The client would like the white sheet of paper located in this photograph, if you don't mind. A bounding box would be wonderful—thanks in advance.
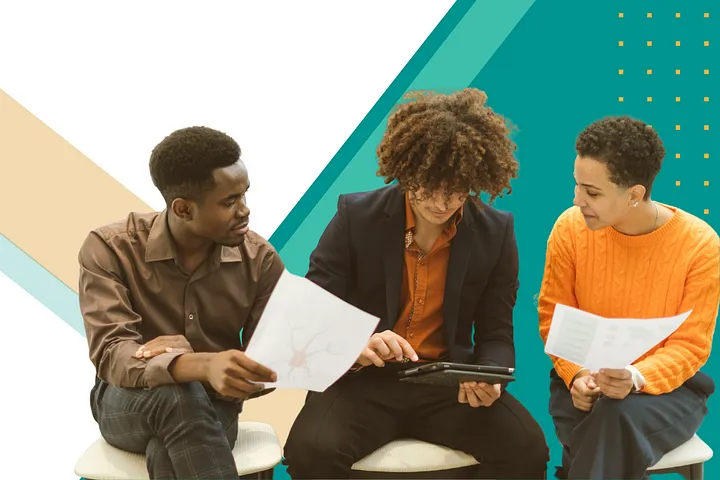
[244,269,380,392]
[545,304,692,371]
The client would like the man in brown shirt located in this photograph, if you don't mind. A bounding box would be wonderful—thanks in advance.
[283,89,549,479]
[78,126,283,479]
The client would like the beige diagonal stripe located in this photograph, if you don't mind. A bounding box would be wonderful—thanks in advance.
[0,88,305,445]
[0,88,151,291]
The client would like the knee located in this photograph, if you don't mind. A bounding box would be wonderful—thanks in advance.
[153,382,214,415]
[590,396,633,424]
[285,424,353,476]
[523,429,551,469]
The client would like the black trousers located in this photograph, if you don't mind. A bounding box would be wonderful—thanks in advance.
[90,378,241,480]
[549,368,714,480]
[283,364,549,479]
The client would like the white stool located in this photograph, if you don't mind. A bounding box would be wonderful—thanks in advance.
[647,434,713,480]
[351,434,713,480]
[351,439,479,477]
[74,421,282,480]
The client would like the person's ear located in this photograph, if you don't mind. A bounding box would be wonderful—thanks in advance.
[171,198,195,221]
[628,185,647,206]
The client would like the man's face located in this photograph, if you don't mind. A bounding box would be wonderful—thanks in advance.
[408,187,467,226]
[187,161,252,246]
[573,155,636,231]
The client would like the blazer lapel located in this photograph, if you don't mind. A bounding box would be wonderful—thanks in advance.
[382,187,405,330]
[443,204,473,346]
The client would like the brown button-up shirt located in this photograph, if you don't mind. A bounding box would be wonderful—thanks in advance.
[78,210,284,389]
[392,194,462,361]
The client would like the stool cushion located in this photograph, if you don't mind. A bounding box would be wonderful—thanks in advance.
[74,421,282,479]
[351,439,479,473]
[648,434,713,471]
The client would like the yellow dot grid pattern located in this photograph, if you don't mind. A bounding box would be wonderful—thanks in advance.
[617,11,712,215]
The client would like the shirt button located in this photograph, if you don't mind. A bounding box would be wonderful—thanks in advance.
[188,314,194,320]
[409,332,415,338]
[417,298,424,304]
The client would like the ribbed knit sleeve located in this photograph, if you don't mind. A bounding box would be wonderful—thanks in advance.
[634,231,720,394]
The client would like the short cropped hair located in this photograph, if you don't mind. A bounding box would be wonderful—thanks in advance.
[575,115,665,199]
[149,126,241,204]
[376,88,519,204]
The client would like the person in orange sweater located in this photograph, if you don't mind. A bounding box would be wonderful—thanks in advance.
[538,115,719,480]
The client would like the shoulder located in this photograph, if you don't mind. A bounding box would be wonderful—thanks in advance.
[672,207,720,253]
[338,184,400,215]
[467,199,512,223]
[547,206,585,241]
[79,211,160,260]
[243,230,283,268]
[89,211,159,243]
[552,206,584,232]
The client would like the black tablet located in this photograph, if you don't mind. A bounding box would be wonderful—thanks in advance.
[398,362,516,387]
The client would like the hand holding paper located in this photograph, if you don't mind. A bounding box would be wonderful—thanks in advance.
[544,304,692,372]
[244,270,380,392]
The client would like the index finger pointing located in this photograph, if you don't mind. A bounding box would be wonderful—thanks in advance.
[396,336,419,361]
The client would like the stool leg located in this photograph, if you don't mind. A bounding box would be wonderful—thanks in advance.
[688,462,703,480]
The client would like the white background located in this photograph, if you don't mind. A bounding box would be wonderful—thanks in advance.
[0,1,453,477]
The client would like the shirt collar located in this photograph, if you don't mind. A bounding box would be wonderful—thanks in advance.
[145,210,243,264]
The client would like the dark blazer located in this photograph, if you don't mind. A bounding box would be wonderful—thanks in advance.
[306,183,519,368]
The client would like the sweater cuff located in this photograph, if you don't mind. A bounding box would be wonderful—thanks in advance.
[554,360,585,389]
[626,365,646,392]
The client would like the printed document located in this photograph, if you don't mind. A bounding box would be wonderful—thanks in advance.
[545,304,691,371]
[244,269,380,391]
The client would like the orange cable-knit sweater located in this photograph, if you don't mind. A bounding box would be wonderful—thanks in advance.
[538,205,720,395]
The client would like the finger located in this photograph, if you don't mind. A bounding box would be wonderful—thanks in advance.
[222,377,265,398]
[395,335,419,361]
[599,368,631,380]
[477,382,498,395]
[383,336,405,361]
[571,387,594,404]
[573,383,589,396]
[458,386,468,404]
[472,385,493,405]
[232,352,277,382]
[141,345,172,358]
[363,348,385,367]
[597,374,628,390]
[370,337,392,359]
[465,387,482,408]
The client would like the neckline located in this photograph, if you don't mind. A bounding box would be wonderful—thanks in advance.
[604,203,684,247]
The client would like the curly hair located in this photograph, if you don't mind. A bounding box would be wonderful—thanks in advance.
[575,115,665,199]
[376,88,519,204]
[149,126,241,204]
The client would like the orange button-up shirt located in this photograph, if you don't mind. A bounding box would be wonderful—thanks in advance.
[392,194,462,361]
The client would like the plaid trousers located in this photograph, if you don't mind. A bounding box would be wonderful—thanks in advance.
[90,378,241,480]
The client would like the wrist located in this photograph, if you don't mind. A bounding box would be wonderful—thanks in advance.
[170,352,216,383]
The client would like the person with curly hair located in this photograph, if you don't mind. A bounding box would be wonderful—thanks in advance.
[284,88,549,479]
[538,116,719,479]
[78,126,283,479]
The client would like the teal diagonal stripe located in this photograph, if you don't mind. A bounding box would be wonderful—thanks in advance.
[277,0,536,275]
[0,232,84,336]
[268,0,474,252]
